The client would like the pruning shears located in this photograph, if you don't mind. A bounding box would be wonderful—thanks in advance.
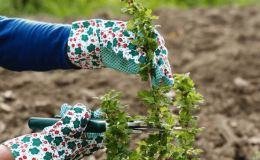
[28,116,163,134]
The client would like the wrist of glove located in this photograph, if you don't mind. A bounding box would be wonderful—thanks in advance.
[67,19,174,87]
[2,103,105,160]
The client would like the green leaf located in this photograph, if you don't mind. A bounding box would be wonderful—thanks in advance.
[174,131,183,136]
[147,49,154,61]
[112,92,123,99]
[130,40,140,45]
[121,7,128,12]
[108,90,115,96]
[138,65,149,81]
[180,109,187,118]
[108,143,118,153]
[137,90,149,98]
[151,16,158,19]
[194,149,203,153]
[136,141,146,146]
[192,105,200,110]
[129,150,142,160]
[183,131,190,140]
[100,101,108,110]
[163,97,173,104]
[145,9,152,17]
[118,112,128,121]
[195,127,205,132]
[191,121,197,127]
[160,107,168,113]
[134,115,141,119]
[146,134,159,145]
[172,152,180,158]
[143,96,154,104]
[148,145,158,157]
[174,100,186,108]
[154,25,161,28]
[117,141,122,148]
[118,105,128,110]
[165,114,174,125]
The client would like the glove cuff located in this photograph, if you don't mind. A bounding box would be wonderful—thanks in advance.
[2,133,57,160]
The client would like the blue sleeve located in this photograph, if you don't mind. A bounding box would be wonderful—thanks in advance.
[0,16,81,71]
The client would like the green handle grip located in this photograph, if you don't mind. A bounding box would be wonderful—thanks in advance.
[28,117,106,133]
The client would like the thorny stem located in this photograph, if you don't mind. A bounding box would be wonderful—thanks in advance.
[159,132,163,160]
[148,69,164,159]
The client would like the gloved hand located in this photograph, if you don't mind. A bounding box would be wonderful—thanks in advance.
[67,19,173,87]
[2,103,105,160]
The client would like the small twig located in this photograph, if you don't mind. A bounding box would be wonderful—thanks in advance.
[148,70,153,89]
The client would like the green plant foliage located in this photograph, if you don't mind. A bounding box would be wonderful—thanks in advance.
[96,90,132,160]
[134,74,205,160]
[95,1,206,160]
[121,0,166,85]
[98,73,205,159]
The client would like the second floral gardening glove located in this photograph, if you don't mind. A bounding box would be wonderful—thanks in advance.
[67,19,174,87]
[2,103,105,160]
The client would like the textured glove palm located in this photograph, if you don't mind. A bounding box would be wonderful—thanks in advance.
[67,19,174,87]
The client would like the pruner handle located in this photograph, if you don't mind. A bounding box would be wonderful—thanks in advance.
[28,117,106,133]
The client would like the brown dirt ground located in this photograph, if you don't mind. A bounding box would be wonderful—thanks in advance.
[1,6,260,160]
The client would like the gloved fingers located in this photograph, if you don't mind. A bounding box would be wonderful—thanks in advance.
[43,103,73,132]
[60,103,73,116]
[153,28,166,45]
[152,76,159,88]
[65,134,105,160]
[162,61,174,87]
[152,66,174,88]
[151,43,174,87]
[58,103,91,132]
[100,20,146,66]
[67,135,105,159]
[152,64,164,88]
[162,74,174,87]
[91,109,103,119]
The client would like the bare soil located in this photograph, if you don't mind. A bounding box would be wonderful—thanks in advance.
[1,6,260,160]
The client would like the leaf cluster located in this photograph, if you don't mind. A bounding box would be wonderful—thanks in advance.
[97,90,132,160]
[171,73,205,160]
[121,0,159,82]
[136,85,176,159]
[133,74,205,160]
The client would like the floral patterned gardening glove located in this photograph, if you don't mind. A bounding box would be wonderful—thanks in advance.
[2,103,105,160]
[67,19,174,87]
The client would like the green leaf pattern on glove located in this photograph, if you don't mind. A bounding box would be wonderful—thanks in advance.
[59,103,104,139]
[67,19,173,87]
[2,104,105,160]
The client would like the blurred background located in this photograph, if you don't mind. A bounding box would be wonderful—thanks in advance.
[1,0,260,17]
[1,0,260,160]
